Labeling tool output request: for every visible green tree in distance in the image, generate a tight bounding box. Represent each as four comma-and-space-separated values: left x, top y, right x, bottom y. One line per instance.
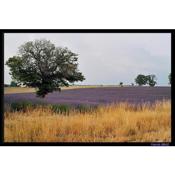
135, 74, 157, 87
6, 39, 85, 97
146, 74, 157, 87
168, 73, 171, 85
135, 74, 147, 86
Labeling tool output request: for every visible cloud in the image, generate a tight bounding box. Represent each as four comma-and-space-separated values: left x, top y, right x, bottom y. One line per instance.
4, 33, 171, 85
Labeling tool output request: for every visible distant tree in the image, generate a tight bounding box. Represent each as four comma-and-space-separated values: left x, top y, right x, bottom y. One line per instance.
146, 74, 157, 87
168, 73, 171, 85
119, 82, 123, 87
135, 74, 147, 86
6, 39, 85, 98
131, 83, 134, 86
10, 81, 18, 87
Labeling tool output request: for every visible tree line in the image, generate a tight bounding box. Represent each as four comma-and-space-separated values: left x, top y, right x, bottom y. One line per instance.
119, 73, 171, 87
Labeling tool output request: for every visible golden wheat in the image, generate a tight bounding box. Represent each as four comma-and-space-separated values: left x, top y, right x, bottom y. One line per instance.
4, 100, 171, 142
4, 85, 119, 94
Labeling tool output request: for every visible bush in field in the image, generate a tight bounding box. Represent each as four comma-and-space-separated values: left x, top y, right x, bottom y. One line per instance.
6, 39, 85, 98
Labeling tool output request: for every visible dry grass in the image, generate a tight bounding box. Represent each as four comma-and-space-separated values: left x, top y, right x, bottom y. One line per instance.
4, 87, 36, 94
4, 100, 171, 142
4, 85, 120, 94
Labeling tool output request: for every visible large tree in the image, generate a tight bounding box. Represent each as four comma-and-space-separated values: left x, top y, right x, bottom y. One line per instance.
6, 39, 85, 97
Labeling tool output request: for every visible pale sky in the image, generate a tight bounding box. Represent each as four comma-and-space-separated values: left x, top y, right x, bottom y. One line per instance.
4, 33, 171, 85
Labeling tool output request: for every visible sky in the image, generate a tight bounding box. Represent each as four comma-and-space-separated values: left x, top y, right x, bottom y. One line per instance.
4, 33, 171, 85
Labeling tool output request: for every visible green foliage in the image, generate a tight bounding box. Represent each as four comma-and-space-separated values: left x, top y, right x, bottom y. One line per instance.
10, 81, 18, 87
6, 39, 85, 98
135, 74, 157, 87
135, 74, 147, 86
146, 75, 157, 87
168, 73, 171, 85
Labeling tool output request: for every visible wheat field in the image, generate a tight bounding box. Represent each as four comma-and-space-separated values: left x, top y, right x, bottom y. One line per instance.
4, 86, 114, 94
4, 100, 171, 142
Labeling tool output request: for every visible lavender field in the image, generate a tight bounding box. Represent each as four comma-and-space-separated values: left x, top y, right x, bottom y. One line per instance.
4, 87, 171, 106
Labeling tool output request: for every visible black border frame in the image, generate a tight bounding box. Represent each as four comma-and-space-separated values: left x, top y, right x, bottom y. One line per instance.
0, 29, 174, 146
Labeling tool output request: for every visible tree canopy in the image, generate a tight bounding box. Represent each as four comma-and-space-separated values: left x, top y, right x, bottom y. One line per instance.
146, 74, 157, 87
135, 74, 147, 86
6, 39, 85, 97
135, 74, 157, 87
